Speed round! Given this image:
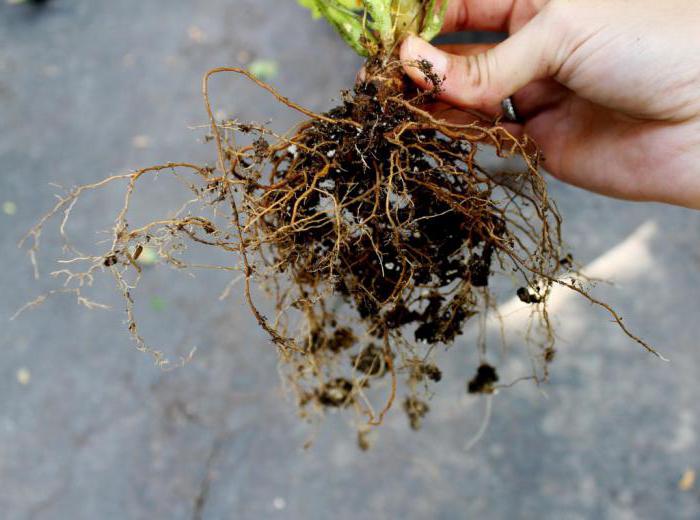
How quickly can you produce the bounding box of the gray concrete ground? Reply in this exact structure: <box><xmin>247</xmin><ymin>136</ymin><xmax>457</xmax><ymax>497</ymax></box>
<box><xmin>1</xmin><ymin>1</ymin><xmax>700</xmax><ymax>519</ymax></box>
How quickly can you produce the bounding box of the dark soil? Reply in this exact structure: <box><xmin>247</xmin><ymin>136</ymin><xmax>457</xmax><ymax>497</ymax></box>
<box><xmin>219</xmin><ymin>58</ymin><xmax>566</xmax><ymax>428</ymax></box>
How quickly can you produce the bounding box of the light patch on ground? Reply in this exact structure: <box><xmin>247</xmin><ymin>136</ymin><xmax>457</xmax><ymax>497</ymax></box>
<box><xmin>679</xmin><ymin>469</ymin><xmax>696</xmax><ymax>491</ymax></box>
<box><xmin>667</xmin><ymin>410</ymin><xmax>696</xmax><ymax>453</ymax></box>
<box><xmin>16</xmin><ymin>368</ymin><xmax>30</xmax><ymax>385</ymax></box>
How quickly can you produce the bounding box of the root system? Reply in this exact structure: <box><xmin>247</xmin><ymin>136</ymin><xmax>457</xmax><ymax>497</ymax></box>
<box><xmin>21</xmin><ymin>56</ymin><xmax>663</xmax><ymax>442</ymax></box>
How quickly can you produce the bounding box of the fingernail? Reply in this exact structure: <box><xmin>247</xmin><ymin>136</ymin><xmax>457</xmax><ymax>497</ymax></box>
<box><xmin>402</xmin><ymin>35</ymin><xmax>448</xmax><ymax>77</ymax></box>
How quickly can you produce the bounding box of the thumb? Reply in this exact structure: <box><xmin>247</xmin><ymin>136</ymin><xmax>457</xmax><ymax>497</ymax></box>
<box><xmin>400</xmin><ymin>16</ymin><xmax>562</xmax><ymax>112</ymax></box>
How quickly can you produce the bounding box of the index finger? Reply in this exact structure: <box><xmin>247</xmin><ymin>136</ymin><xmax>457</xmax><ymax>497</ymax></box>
<box><xmin>440</xmin><ymin>0</ymin><xmax>547</xmax><ymax>34</ymax></box>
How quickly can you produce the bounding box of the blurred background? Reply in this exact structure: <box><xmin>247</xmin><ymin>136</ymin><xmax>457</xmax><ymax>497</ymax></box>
<box><xmin>1</xmin><ymin>1</ymin><xmax>700</xmax><ymax>518</ymax></box>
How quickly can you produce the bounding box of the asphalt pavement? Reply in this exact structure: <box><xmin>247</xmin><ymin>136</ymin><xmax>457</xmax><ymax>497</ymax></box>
<box><xmin>1</xmin><ymin>1</ymin><xmax>700</xmax><ymax>519</ymax></box>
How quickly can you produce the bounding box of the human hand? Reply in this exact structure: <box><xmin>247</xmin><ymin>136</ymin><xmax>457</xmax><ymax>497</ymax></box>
<box><xmin>400</xmin><ymin>0</ymin><xmax>700</xmax><ymax>208</ymax></box>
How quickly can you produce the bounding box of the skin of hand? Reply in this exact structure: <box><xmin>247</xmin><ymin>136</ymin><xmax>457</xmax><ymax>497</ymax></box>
<box><xmin>400</xmin><ymin>0</ymin><xmax>700</xmax><ymax>209</ymax></box>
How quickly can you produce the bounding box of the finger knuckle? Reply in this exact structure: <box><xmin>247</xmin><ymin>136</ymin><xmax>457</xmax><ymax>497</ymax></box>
<box><xmin>452</xmin><ymin>54</ymin><xmax>499</xmax><ymax>105</ymax></box>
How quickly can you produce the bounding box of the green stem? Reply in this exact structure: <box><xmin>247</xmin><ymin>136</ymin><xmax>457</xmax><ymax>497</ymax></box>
<box><xmin>419</xmin><ymin>0</ymin><xmax>449</xmax><ymax>41</ymax></box>
<box><xmin>318</xmin><ymin>2</ymin><xmax>377</xmax><ymax>56</ymax></box>
<box><xmin>298</xmin><ymin>0</ymin><xmax>448</xmax><ymax>57</ymax></box>
<box><xmin>392</xmin><ymin>0</ymin><xmax>423</xmax><ymax>37</ymax></box>
<box><xmin>364</xmin><ymin>0</ymin><xmax>394</xmax><ymax>48</ymax></box>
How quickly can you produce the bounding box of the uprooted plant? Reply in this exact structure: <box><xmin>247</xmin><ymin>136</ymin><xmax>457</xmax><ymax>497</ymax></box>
<box><xmin>21</xmin><ymin>0</ymin><xmax>664</xmax><ymax>445</ymax></box>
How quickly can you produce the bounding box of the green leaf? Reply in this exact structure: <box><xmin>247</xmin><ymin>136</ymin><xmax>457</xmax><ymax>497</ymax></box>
<box><xmin>249</xmin><ymin>59</ymin><xmax>280</xmax><ymax>81</ymax></box>
<box><xmin>149</xmin><ymin>296</ymin><xmax>167</xmax><ymax>312</ymax></box>
<box><xmin>2</xmin><ymin>201</ymin><xmax>17</xmax><ymax>216</ymax></box>
<box><xmin>299</xmin><ymin>0</ymin><xmax>361</xmax><ymax>19</ymax></box>
<box><xmin>297</xmin><ymin>0</ymin><xmax>322</xmax><ymax>19</ymax></box>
